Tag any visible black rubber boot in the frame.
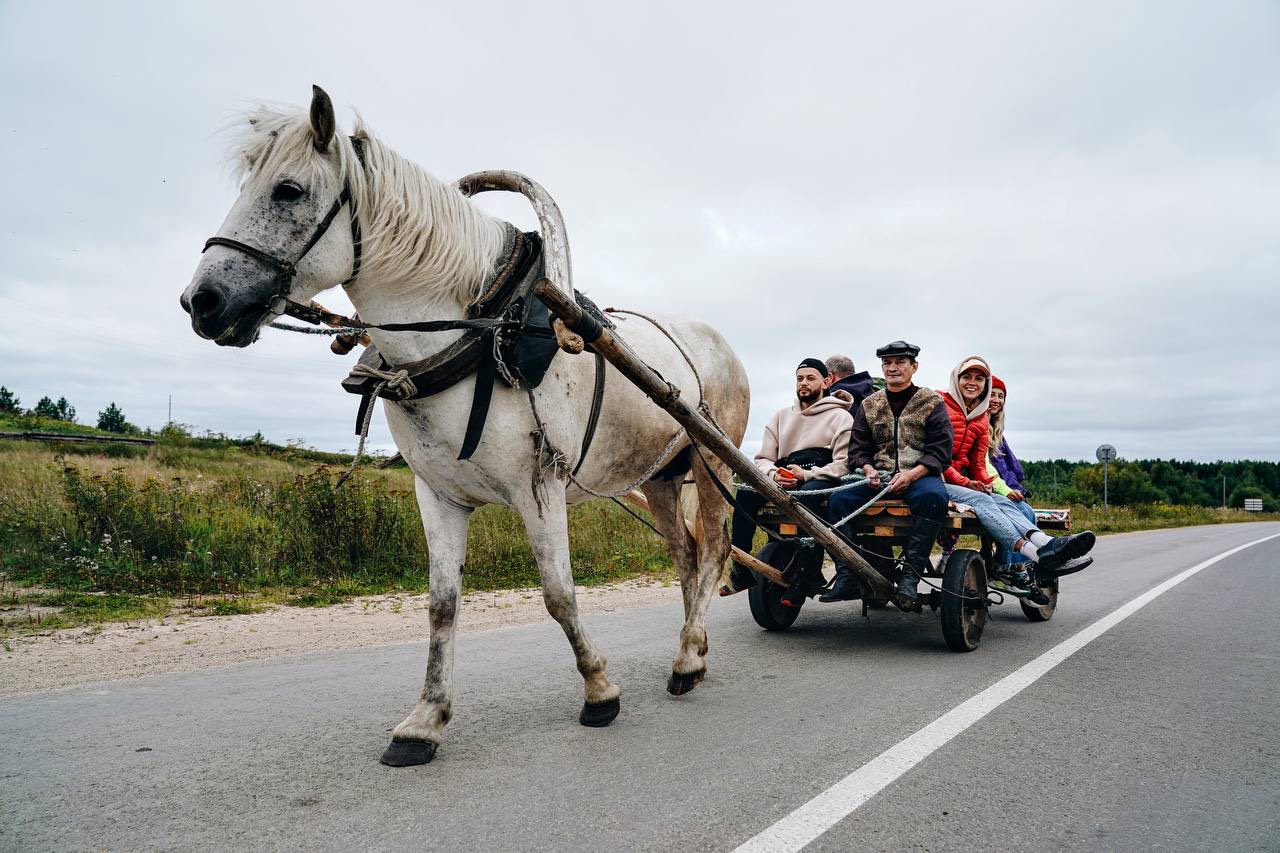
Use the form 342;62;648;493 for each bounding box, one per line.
819;564;860;602
895;516;943;608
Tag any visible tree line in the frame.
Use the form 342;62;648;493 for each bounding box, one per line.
0;386;137;434
1022;458;1280;511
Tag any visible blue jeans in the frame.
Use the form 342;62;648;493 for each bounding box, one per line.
998;499;1037;566
944;484;1038;554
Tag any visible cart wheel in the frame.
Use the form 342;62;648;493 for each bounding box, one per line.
941;548;987;652
1020;575;1059;622
747;542;803;631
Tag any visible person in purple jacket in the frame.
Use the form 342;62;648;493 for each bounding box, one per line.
989;376;1092;577
988;376;1027;494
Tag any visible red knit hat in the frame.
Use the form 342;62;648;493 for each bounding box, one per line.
991;376;1007;393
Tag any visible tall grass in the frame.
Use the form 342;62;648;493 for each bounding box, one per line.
0;443;673;598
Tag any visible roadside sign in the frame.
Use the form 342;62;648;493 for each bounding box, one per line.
1244;498;1264;512
1096;444;1117;509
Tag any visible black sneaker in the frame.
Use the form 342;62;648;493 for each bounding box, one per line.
1023;579;1053;608
1053;556;1093;578
1036;531;1096;572
989;566;1029;595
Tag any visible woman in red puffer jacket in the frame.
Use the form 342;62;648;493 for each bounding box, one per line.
939;356;994;491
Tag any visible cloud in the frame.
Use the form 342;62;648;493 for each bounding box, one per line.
1;0;1278;463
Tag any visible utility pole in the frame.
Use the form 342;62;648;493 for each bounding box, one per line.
1222;473;1227;509
167;394;172;427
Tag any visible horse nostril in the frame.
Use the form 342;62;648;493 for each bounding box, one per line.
190;286;224;320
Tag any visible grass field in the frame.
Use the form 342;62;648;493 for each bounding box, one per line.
3;425;1277;636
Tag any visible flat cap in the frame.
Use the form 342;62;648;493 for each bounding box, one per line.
875;340;921;359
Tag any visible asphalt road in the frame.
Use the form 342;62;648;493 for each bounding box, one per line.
3;523;1278;852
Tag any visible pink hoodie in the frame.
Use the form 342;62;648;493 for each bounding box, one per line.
754;390;854;482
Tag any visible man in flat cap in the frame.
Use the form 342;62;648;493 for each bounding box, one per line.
822;341;954;607
720;357;856;604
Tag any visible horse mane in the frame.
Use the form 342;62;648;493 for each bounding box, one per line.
227;106;509;308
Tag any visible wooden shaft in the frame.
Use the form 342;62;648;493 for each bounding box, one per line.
535;280;893;598
621;492;788;587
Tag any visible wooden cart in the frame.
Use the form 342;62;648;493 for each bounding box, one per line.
534;280;1073;655
748;497;1071;652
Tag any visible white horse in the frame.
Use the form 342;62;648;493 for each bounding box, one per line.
181;86;749;765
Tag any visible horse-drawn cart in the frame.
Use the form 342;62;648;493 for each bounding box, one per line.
744;497;1072;652
534;280;1075;655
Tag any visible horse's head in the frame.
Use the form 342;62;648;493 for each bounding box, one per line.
181;86;362;347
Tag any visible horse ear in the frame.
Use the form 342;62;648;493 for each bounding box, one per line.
310;85;336;153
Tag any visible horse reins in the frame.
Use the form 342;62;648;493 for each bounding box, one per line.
202;136;368;316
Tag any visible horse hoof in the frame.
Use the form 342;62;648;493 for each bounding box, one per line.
667;669;705;696
579;697;621;727
380;739;437;767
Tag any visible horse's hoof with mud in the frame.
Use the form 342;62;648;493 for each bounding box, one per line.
381;738;438;767
667;669;705;696
579;696;621;727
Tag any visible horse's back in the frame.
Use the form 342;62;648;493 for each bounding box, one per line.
563;311;749;498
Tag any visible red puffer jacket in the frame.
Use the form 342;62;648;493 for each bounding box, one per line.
939;391;992;488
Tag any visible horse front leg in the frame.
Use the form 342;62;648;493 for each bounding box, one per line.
381;478;472;767
667;453;732;695
514;485;622;727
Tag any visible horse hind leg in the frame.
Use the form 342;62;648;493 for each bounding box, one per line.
667;451;731;696
516;486;621;727
383;479;471;767
639;477;698;619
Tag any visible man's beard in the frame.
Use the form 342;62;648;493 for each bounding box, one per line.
797;388;821;404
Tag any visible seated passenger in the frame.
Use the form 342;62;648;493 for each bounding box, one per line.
720;358;855;601
939;356;1095;601
824;354;875;409
987;375;1092;577
825;340;953;607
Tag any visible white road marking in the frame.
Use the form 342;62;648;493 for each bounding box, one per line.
733;531;1280;853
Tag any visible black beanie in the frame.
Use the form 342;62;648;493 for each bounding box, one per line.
797;358;829;378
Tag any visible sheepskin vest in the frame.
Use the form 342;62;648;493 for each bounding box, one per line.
862;387;943;473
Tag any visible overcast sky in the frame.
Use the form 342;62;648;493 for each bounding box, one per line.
2;1;1278;462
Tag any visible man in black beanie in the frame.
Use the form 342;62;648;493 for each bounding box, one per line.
720;358;856;605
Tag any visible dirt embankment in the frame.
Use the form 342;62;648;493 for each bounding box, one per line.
0;580;682;696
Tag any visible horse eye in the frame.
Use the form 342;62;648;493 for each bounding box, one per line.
271;181;306;203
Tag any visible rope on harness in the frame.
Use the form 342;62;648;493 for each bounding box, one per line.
526;386;570;516
605;308;705;405
826;480;894;530
337;364;418;486
268;321;366;336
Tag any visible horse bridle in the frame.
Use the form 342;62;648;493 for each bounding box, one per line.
202;136;368;315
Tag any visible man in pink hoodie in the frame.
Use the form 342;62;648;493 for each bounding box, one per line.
720;358;855;598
